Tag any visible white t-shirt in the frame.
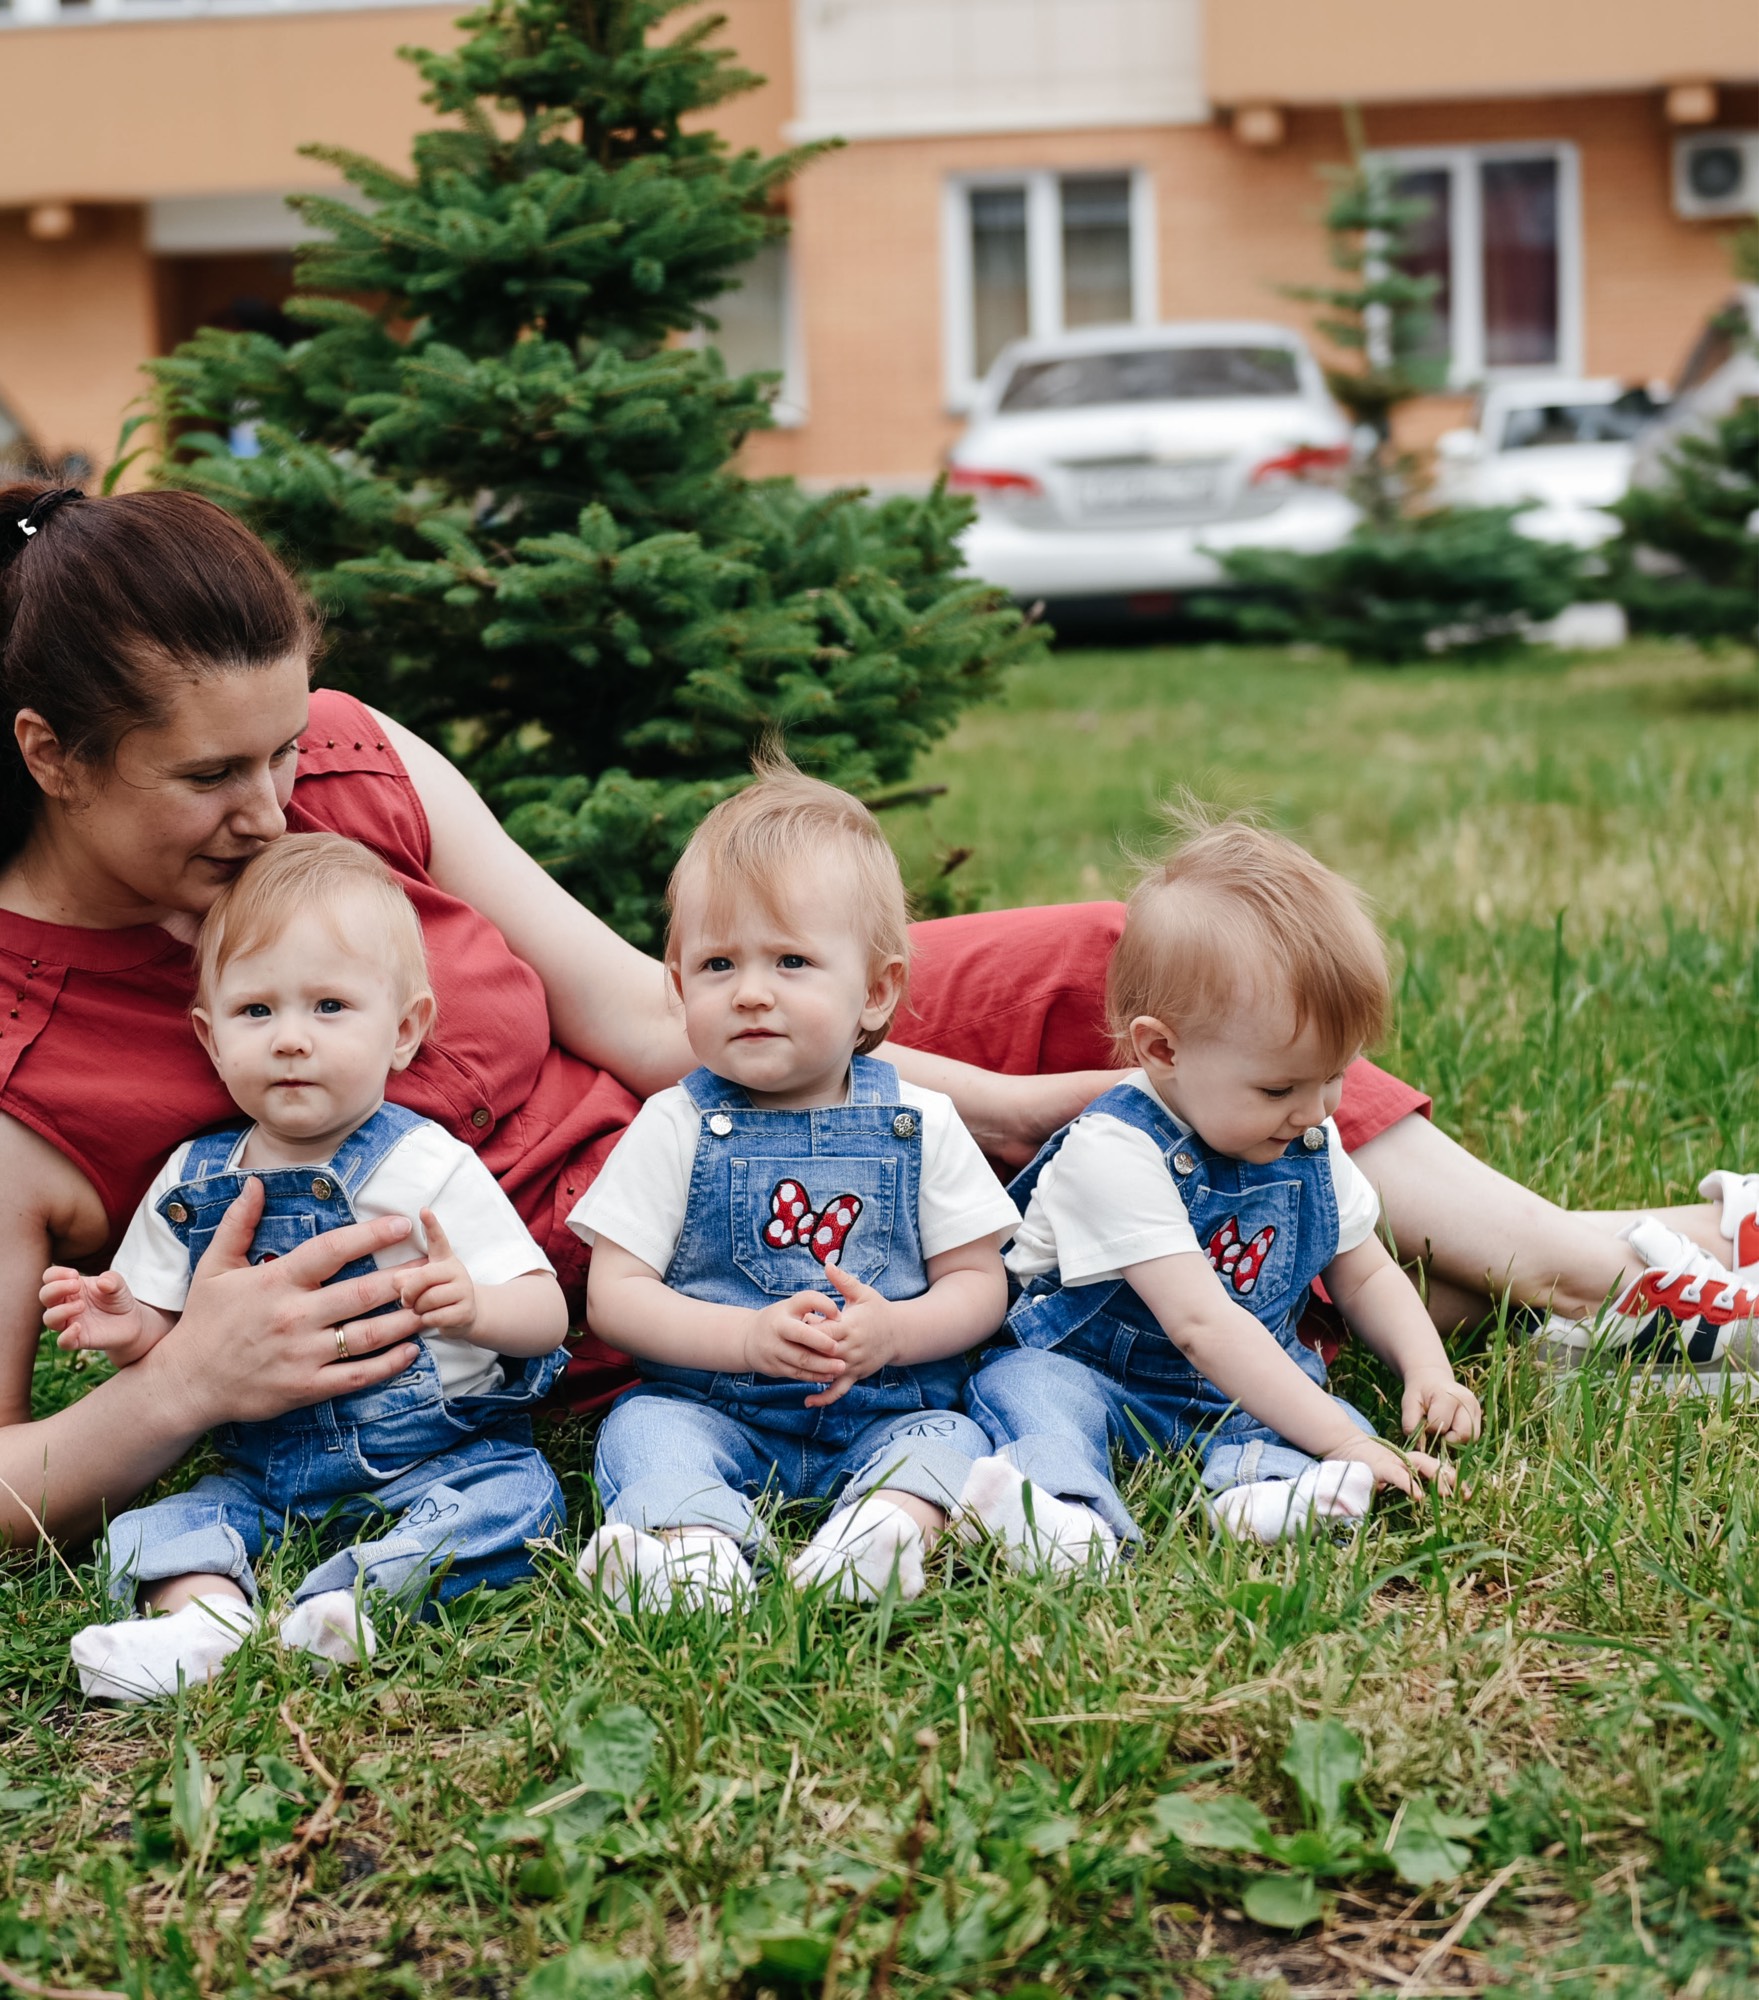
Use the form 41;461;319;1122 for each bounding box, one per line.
568;1076;1020;1277
1005;1071;1381;1288
115;1117;555;1399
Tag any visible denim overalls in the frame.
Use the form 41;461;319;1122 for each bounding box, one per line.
963;1082;1373;1543
594;1058;990;1550
101;1103;567;1611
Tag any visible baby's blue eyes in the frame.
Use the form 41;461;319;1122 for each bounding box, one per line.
778;954;808;970
316;999;345;1014
238;999;345;1017
243;1003;271;1019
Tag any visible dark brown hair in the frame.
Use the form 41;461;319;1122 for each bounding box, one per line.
0;482;320;863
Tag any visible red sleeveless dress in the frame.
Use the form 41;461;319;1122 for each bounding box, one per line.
0;689;1428;1409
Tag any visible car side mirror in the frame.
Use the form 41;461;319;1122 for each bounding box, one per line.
1435;427;1485;462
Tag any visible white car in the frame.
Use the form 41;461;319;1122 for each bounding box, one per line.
1433;378;1659;547
1631;286;1759;492
949;322;1357;607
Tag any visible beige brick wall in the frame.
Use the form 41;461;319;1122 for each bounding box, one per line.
749;89;1754;486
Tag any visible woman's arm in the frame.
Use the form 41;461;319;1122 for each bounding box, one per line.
381;709;1117;1162
377;713;693;1097
0;1121;431;1549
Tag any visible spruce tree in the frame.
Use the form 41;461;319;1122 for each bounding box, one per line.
141;0;1039;943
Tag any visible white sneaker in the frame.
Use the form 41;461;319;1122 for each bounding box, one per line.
1700;1170;1759;1273
1532;1219;1759;1391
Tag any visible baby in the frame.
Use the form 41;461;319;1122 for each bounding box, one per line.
570;754;1028;1609
48;834;570;1701
962;810;1483;1555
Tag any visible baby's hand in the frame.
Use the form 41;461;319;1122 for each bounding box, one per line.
744;1292;847;1384
397;1210;477;1334
42;1267;160;1366
1400;1368;1483;1445
803;1263;902;1408
1327;1434;1457;1502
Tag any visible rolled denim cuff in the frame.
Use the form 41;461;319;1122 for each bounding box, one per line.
603;1473;768;1554
100;1514;257;1609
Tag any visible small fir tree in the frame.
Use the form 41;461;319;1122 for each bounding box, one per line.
1608;227;1759;654
1194;115;1585;664
1282;112;1447;525
140;0;1039;942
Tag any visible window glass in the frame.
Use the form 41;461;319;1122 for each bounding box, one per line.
970;186;1030;380
1498;392;1655;450
1481;157;1559;368
999;345;1300;412
1393;168;1452;364
709;239;788;385
1060;174;1133;330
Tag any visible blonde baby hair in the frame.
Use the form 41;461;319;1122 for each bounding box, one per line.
194;831;432;1017
1106;800;1387;1068
666;747;910;1056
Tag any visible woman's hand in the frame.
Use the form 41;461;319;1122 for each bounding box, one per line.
886;1053;1121;1171
138;1177;427;1433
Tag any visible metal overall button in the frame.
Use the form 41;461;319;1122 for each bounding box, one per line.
166;1200;189;1224
1301;1127;1325;1152
891;1112;918;1140
1172;1151;1197;1176
708;1113;734;1138
311;1176;335;1199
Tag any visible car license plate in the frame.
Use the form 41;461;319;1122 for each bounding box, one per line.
1071;463;1219;515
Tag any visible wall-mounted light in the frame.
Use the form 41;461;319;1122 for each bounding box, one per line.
1664;81;1718;127
26;202;77;242
1233;105;1286;150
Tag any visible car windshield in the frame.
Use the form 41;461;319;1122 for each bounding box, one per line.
1498;391;1657;450
998;345;1302;412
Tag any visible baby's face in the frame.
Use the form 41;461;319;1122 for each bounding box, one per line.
194;903;428;1159
670;870;901;1110
1144;994;1353;1164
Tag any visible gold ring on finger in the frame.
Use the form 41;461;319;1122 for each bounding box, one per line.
334;1325;350;1362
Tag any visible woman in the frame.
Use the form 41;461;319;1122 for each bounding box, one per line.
0;484;1737;1550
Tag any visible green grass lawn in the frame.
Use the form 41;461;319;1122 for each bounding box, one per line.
5;640;1758;2000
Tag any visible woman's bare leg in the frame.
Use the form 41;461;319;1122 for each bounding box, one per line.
1350;1115;1648;1326
1574;1204;1727;1258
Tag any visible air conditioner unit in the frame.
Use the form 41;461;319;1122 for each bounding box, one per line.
1673;131;1759;219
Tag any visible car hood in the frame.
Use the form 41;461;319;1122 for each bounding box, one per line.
952;398;1342;464
1461;443;1634;510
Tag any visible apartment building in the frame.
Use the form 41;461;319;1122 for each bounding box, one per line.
1;0;1754;486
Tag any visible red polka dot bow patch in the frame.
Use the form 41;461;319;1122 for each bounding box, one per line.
1208;1217;1277;1297
765;1179;864;1267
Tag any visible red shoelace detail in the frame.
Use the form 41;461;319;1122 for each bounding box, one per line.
1617;1268;1759;1326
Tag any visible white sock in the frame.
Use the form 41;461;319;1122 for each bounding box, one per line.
1208;1460;1375;1545
789;1496;926;1602
664;1529;756;1612
278;1590;378;1667
70;1595;257;1704
576;1523;754;1613
958;1456;1119;1575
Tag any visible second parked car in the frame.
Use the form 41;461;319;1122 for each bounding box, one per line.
949;321;1357;610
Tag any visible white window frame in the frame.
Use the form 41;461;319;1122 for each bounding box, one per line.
5;0;439;25
941;167;1157;412
684;236;808;429
1370;141;1583;388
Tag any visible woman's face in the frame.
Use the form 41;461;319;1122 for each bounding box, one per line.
42;655;312;922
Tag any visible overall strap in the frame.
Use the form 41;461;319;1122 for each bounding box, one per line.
847;1054;900;1104
681;1066;750;1113
327;1101;427;1193
181;1125;251;1180
1080;1078;1189;1149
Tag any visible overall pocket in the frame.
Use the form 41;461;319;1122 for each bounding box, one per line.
1182;1178;1306;1330
729;1155;900;1298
